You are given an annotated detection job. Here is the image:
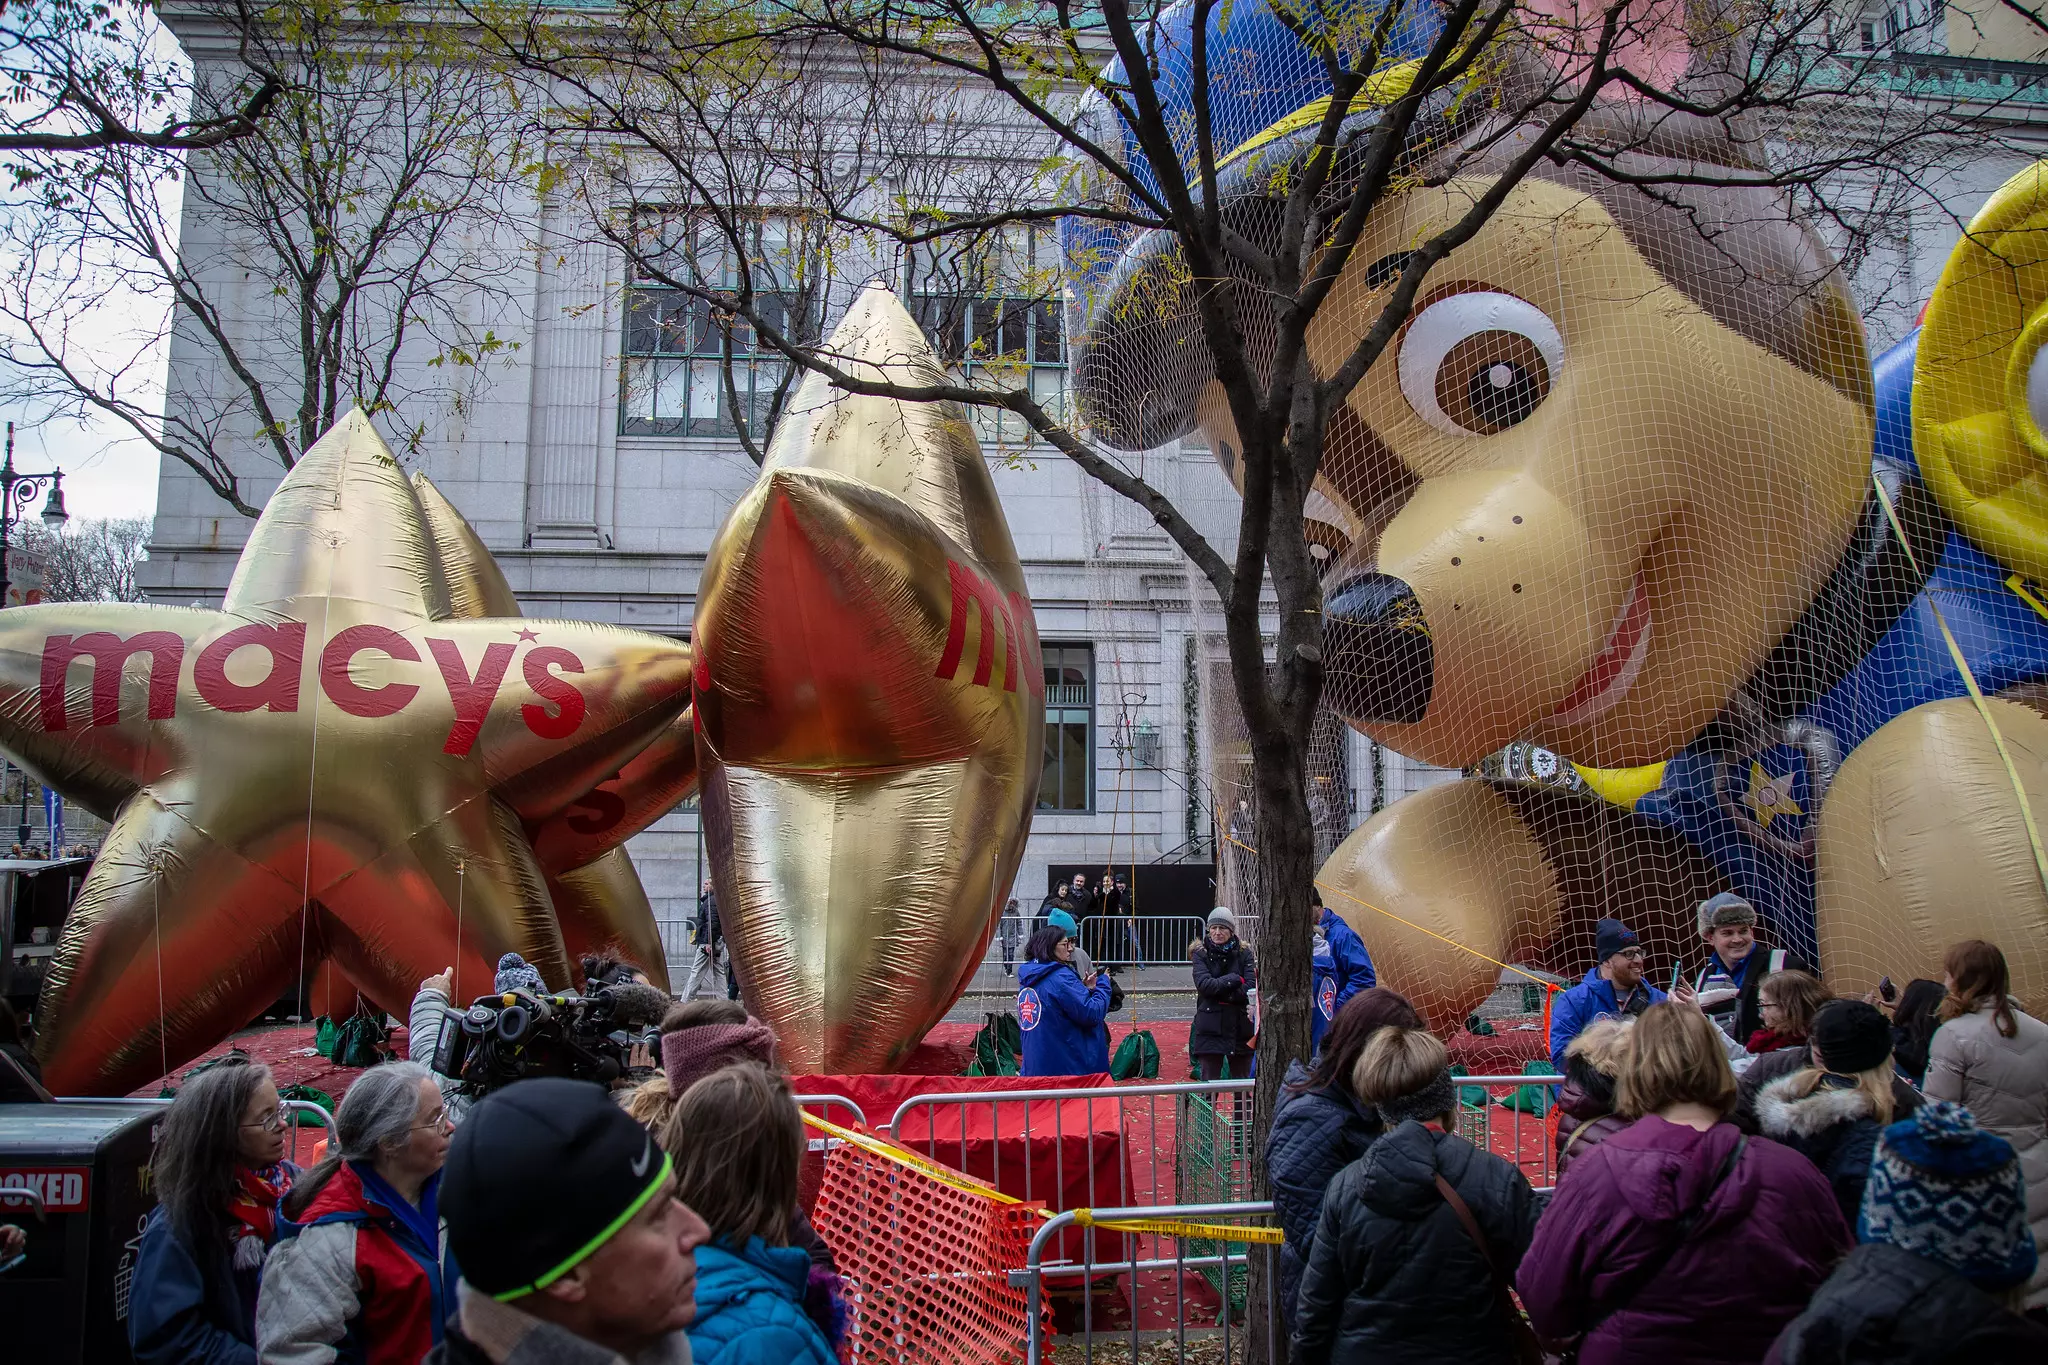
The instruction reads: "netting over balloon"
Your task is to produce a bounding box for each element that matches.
[1064,0,2048,1029]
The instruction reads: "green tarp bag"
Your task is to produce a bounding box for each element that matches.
[966,1012,1021,1076]
[333,1014,388,1069]
[312,1016,339,1059]
[1110,1029,1160,1080]
[278,1083,335,1127]
[1497,1059,1558,1115]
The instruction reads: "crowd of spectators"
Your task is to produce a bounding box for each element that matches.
[83,881,2048,1365]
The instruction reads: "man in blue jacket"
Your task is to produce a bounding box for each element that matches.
[1314,890,1376,1013]
[1548,918,1666,1068]
[1017,926,1114,1076]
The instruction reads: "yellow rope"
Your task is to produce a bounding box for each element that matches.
[1872,476,2048,897]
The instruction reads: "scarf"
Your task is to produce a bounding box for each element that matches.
[229,1162,293,1269]
[661,1019,778,1096]
[1746,1026,1806,1055]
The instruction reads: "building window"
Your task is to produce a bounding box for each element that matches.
[620,214,812,437]
[1040,643,1093,812]
[906,226,1068,450]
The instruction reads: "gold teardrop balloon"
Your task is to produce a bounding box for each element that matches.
[694,283,1045,1071]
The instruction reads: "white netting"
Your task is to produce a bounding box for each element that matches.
[1059,0,2048,1032]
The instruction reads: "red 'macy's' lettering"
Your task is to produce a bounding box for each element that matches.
[194,622,306,714]
[318,624,420,718]
[40,632,185,730]
[521,646,586,738]
[428,638,515,757]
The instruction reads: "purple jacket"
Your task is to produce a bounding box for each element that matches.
[1517,1115,1850,1365]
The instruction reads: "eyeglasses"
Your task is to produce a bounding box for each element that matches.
[412,1108,453,1133]
[241,1104,289,1134]
[1614,947,1646,959]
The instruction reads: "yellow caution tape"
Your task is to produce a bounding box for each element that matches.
[800,1110,1028,1208]
[1874,475,2048,897]
[1073,1208,1284,1244]
[800,1113,1283,1243]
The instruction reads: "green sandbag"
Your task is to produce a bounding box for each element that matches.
[278,1083,336,1126]
[1497,1059,1558,1115]
[1110,1029,1160,1080]
[1450,1063,1487,1109]
[312,1016,339,1059]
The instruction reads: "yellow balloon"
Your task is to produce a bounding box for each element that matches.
[1915,161,2048,580]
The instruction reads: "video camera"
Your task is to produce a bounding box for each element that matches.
[429,982,667,1097]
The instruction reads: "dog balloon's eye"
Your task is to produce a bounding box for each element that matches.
[1397,292,1563,436]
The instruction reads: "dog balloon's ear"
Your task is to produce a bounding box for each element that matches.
[1913,161,2048,583]
[1515,0,1745,97]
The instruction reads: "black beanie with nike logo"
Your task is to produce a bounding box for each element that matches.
[441,1076,674,1300]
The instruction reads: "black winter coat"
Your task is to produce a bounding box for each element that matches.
[1737,1043,1922,1135]
[1766,1242,2048,1364]
[1266,1059,1384,1333]
[1291,1120,1539,1365]
[1754,1073,1887,1230]
[1190,936,1257,1054]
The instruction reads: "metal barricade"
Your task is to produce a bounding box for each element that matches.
[1019,1200,1280,1365]
[794,1094,867,1153]
[1450,1073,1566,1192]
[888,1079,1256,1212]
[282,1097,333,1166]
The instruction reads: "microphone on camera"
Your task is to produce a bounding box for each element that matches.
[600,981,672,1029]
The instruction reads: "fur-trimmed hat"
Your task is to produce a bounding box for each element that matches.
[1697,892,1757,936]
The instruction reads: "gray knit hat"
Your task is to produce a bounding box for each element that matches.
[1377,1067,1459,1127]
[1206,906,1237,930]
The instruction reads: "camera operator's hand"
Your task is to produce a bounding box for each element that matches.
[420,966,454,999]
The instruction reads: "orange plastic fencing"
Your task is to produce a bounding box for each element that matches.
[810,1122,1045,1365]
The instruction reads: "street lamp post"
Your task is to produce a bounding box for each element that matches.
[0,420,69,610]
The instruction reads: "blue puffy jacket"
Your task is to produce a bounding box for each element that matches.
[686,1237,837,1365]
[1017,958,1113,1076]
[1319,908,1376,1011]
[1547,968,1665,1067]
[127,1161,299,1365]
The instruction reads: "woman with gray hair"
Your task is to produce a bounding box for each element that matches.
[127,1056,298,1364]
[256,1061,455,1365]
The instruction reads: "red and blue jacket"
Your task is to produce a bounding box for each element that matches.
[254,1160,454,1365]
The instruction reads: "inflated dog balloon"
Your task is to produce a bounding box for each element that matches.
[1069,0,2048,1021]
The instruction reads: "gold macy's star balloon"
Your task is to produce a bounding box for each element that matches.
[409,475,697,982]
[694,283,1044,1071]
[0,411,694,1095]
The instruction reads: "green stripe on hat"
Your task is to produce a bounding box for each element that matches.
[493,1149,673,1301]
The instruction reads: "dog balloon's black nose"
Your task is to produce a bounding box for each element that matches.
[1324,573,1433,725]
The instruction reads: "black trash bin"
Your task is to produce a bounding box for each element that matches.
[0,1098,164,1365]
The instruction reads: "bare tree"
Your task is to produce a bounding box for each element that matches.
[15,516,150,602]
[477,5,1998,1320]
[0,0,277,160]
[0,0,529,515]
